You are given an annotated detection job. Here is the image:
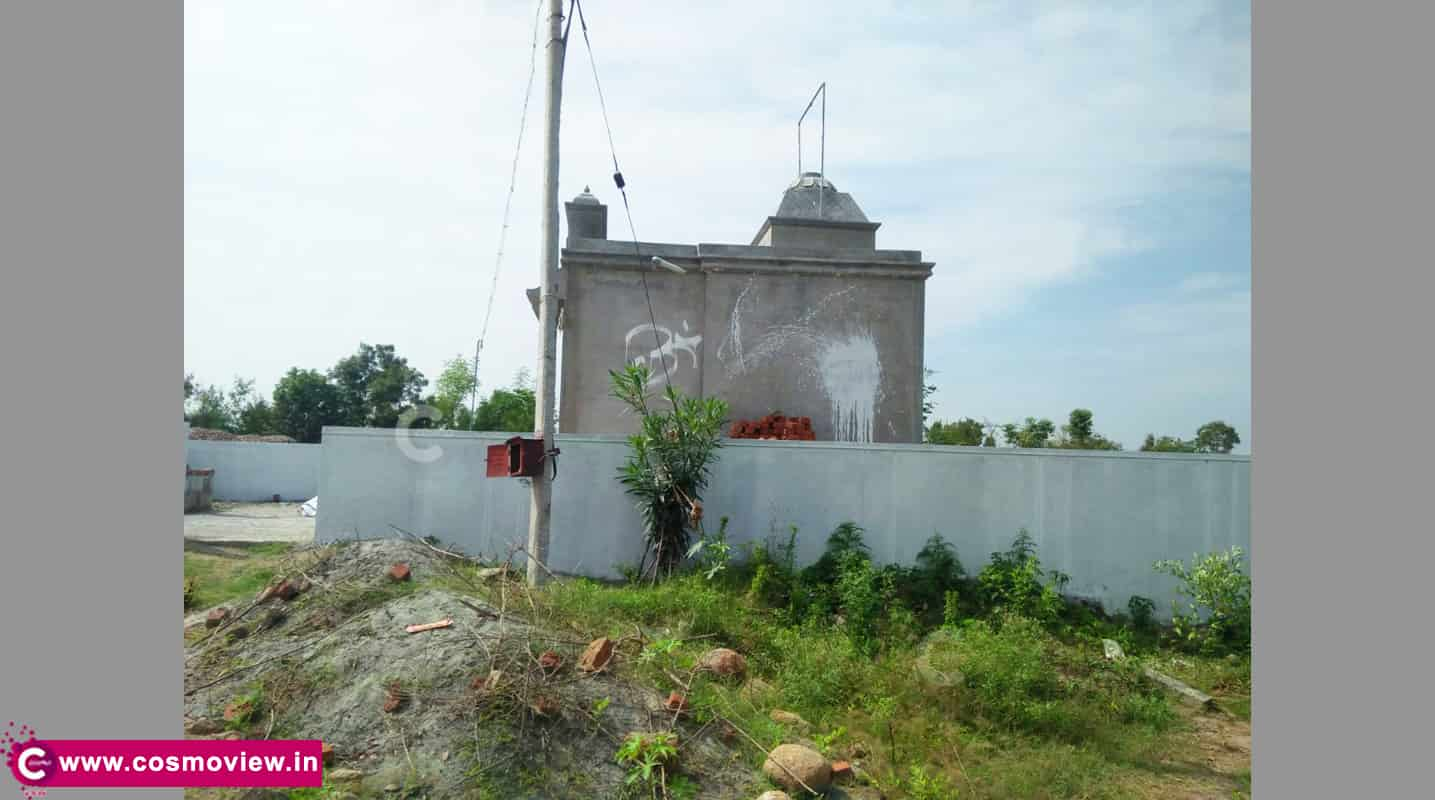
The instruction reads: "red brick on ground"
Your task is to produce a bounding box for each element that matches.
[578,637,615,673]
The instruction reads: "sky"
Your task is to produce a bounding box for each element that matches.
[184,0,1251,453]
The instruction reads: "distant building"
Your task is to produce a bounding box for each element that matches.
[532,173,933,443]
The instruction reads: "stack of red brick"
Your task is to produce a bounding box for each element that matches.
[728,414,816,441]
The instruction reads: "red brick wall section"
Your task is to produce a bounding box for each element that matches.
[727,414,816,441]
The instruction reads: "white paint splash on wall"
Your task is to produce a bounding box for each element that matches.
[818,332,883,443]
[716,279,859,383]
[720,282,753,374]
[714,280,885,440]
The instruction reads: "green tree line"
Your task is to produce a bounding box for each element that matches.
[184,344,536,444]
[922,369,1242,453]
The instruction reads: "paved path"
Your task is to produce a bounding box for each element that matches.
[184,502,316,544]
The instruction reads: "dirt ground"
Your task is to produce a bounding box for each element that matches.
[183,540,760,800]
[183,538,1251,799]
[185,501,315,544]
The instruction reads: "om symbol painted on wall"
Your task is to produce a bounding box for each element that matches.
[624,321,702,387]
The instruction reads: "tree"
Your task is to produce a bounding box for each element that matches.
[921,367,938,431]
[224,377,278,436]
[329,343,428,428]
[186,382,233,431]
[430,354,478,429]
[611,363,729,581]
[472,386,536,432]
[1054,408,1122,450]
[1194,420,1241,454]
[236,400,276,435]
[1001,417,1056,448]
[1140,434,1196,453]
[184,372,195,403]
[928,417,985,446]
[272,368,345,443]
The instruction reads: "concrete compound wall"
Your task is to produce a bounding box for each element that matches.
[314,427,1250,614]
[185,439,321,502]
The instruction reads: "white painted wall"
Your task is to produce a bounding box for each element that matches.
[185,439,321,502]
[314,427,1250,615]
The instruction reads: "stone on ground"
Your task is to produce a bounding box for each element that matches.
[698,647,747,677]
[184,718,223,735]
[914,627,964,688]
[762,743,831,793]
[769,709,811,731]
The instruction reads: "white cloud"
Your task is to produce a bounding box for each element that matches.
[184,0,1250,400]
[1178,272,1248,293]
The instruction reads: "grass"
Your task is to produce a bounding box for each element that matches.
[519,574,1227,798]
[182,541,295,610]
[183,529,1251,800]
[1157,652,1253,721]
[514,536,1251,800]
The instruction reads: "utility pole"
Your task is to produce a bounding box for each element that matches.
[469,337,481,418]
[528,0,565,586]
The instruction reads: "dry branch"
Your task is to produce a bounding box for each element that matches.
[714,713,821,797]
[389,524,478,562]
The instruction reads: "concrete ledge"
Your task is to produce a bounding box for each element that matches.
[317,426,1248,462]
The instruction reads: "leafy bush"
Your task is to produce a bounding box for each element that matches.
[977,530,1070,624]
[911,534,965,615]
[741,525,800,611]
[183,576,199,610]
[684,516,732,580]
[615,731,679,797]
[803,521,870,587]
[942,589,962,628]
[834,550,885,654]
[935,613,1063,731]
[902,765,960,800]
[1117,692,1177,729]
[610,364,729,580]
[770,622,874,723]
[1154,546,1251,654]
[1126,595,1156,631]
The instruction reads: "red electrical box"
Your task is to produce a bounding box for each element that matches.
[486,436,546,478]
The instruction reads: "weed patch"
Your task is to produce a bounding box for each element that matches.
[183,541,295,610]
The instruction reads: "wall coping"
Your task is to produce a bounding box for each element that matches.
[319,427,1250,463]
